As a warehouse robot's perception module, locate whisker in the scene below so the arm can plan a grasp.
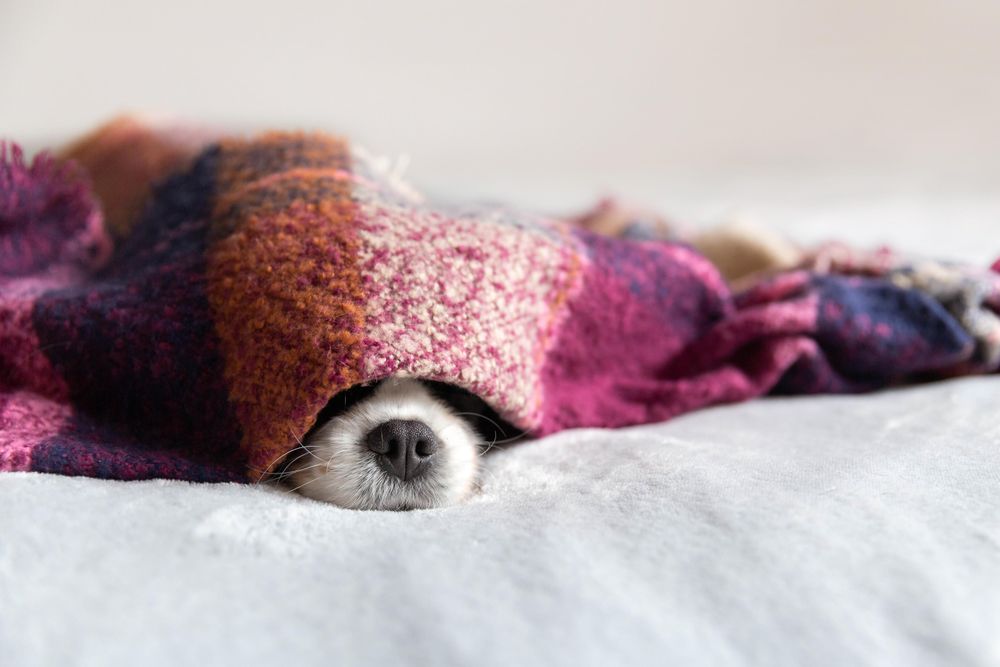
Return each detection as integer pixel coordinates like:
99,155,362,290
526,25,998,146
274,459,330,480
487,433,527,446
280,446,322,470
480,430,500,455
448,411,527,444
451,411,505,432
433,413,525,453
254,429,323,483
285,472,330,495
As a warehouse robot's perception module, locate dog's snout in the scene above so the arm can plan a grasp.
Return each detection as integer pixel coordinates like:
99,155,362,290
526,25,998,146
365,419,439,481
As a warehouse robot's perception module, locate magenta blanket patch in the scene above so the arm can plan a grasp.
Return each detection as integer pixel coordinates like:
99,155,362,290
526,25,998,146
1,130,998,482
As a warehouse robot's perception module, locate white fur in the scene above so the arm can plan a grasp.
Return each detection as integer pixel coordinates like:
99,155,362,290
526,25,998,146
283,378,481,510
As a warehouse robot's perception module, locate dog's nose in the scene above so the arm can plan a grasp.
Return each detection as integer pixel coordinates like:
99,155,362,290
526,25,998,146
364,419,440,481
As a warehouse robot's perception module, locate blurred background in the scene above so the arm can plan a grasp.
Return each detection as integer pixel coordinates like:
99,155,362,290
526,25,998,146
3,0,1000,255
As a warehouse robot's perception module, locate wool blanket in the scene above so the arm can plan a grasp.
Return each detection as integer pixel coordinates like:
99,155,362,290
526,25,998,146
2,120,998,482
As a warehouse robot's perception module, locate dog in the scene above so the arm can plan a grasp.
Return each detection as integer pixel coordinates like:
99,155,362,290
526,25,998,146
278,378,520,510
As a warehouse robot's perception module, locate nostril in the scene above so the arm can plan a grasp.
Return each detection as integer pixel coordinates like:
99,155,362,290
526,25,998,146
414,439,436,458
365,429,391,455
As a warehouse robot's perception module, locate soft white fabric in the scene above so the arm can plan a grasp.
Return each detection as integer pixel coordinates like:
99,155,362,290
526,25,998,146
2,379,999,667
2,193,999,667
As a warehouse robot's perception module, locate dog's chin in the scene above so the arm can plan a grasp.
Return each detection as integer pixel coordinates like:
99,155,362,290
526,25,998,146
282,378,481,511
285,457,475,511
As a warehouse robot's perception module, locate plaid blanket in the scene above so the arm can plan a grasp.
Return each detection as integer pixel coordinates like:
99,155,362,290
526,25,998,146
2,120,998,482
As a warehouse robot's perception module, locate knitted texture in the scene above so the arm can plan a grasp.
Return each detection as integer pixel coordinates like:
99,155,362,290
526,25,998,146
58,115,221,239
1,128,998,482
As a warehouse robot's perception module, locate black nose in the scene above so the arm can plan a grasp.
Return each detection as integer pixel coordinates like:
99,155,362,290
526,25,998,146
364,419,440,481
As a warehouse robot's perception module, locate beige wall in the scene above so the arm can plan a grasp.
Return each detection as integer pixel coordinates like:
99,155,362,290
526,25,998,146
3,0,1000,180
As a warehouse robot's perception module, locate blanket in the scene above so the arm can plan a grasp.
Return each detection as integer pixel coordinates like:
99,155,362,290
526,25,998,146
2,119,999,483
